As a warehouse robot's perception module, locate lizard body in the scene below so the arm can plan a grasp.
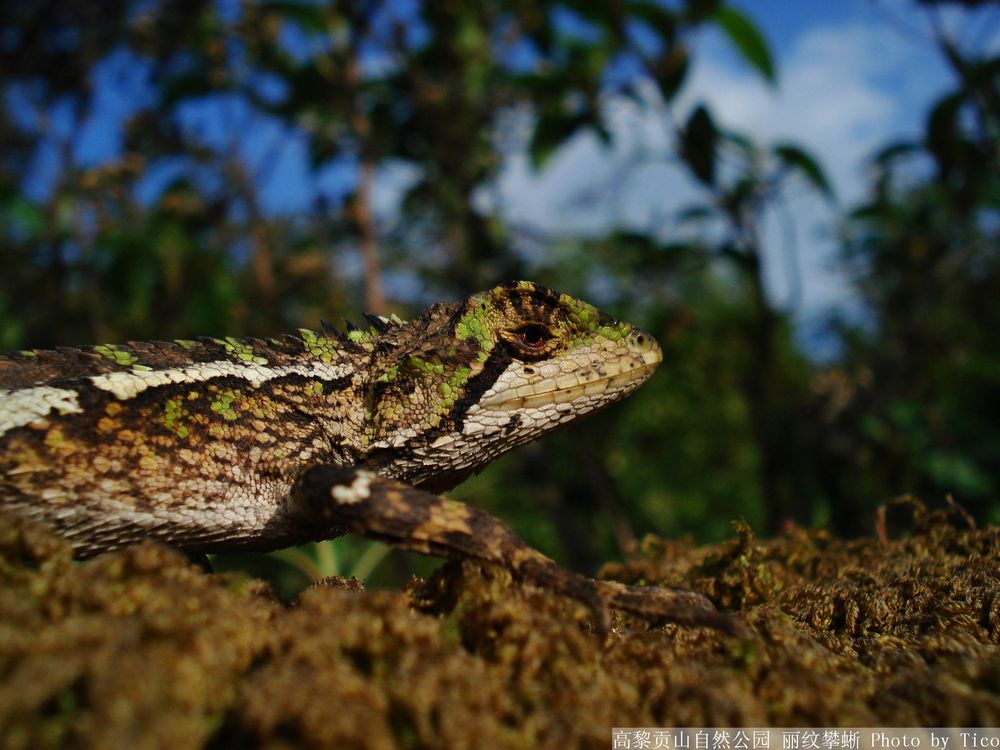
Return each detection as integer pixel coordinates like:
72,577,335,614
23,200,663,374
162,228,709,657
0,281,735,632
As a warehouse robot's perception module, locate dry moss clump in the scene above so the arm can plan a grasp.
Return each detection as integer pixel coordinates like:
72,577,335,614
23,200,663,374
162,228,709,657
2,501,1000,749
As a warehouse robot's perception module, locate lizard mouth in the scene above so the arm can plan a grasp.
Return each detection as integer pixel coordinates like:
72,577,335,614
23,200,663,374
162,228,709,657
477,345,662,411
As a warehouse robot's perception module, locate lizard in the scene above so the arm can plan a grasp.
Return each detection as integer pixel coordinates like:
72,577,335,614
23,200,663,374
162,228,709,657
0,280,736,633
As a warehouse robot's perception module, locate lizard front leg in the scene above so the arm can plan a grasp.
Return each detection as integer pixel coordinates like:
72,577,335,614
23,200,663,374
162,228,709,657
289,465,741,634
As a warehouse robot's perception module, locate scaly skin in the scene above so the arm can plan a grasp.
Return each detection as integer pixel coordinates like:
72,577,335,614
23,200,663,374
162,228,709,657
0,281,738,633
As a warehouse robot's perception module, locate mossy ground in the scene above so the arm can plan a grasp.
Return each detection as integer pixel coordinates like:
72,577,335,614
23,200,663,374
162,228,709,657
2,500,999,749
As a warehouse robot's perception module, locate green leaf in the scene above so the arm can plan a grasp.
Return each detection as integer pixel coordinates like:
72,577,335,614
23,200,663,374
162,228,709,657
684,0,723,23
773,143,834,201
926,91,964,169
651,46,690,103
680,105,718,186
712,6,776,85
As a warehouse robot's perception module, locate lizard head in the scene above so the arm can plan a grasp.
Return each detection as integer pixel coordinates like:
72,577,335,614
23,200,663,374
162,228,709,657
361,281,662,491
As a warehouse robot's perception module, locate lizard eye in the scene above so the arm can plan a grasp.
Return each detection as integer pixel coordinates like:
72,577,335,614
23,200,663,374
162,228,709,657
514,324,551,349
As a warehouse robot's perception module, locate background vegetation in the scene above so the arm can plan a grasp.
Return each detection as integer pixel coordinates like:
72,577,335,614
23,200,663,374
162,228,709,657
1,0,998,590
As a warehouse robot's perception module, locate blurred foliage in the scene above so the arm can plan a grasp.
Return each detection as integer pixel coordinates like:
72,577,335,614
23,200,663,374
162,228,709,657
827,14,1000,533
1,0,998,588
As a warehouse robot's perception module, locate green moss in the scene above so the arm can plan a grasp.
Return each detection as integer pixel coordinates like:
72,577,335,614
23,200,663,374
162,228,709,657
3,499,1000,746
